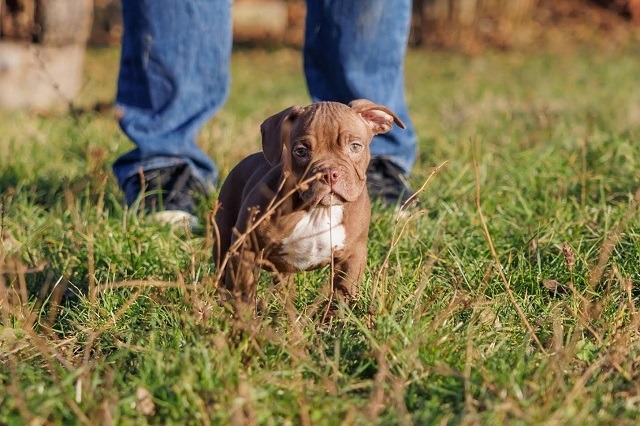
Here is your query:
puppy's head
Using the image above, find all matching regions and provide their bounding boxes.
[261,99,405,206]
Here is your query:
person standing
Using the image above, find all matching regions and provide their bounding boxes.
[113,0,418,225]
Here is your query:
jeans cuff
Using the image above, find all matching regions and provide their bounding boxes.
[114,157,216,206]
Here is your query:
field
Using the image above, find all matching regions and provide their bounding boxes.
[1,44,640,424]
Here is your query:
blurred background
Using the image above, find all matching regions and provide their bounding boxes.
[1,0,639,111]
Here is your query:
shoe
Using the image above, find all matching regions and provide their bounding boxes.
[125,164,204,228]
[366,157,419,208]
[153,210,199,230]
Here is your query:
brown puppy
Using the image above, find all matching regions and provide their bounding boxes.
[215,99,405,308]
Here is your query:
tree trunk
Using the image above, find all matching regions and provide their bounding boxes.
[1,0,36,40]
[0,0,92,110]
[34,0,93,45]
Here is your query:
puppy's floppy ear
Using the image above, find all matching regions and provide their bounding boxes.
[260,105,304,166]
[349,99,406,135]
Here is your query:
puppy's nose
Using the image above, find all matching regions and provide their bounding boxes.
[321,168,340,186]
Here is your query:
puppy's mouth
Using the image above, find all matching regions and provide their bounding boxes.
[319,190,346,206]
[299,185,347,207]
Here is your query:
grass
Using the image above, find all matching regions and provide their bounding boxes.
[1,43,640,424]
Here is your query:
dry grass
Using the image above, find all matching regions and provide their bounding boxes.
[1,45,640,423]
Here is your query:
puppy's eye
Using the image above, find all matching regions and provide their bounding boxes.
[349,142,364,153]
[293,146,308,158]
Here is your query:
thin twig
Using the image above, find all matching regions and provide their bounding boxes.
[370,161,447,315]
[322,192,336,323]
[104,280,185,290]
[472,147,547,355]
[214,173,321,285]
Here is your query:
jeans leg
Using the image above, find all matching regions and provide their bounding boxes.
[113,0,232,204]
[304,0,417,175]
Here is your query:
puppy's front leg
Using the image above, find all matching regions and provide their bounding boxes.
[332,241,367,302]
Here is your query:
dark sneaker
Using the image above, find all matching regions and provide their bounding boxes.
[125,164,204,228]
[366,157,418,208]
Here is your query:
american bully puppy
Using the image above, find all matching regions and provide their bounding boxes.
[215,99,405,308]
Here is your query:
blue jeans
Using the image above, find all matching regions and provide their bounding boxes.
[113,0,417,204]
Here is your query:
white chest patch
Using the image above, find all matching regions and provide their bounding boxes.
[280,205,346,270]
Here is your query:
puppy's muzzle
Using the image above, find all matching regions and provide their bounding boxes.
[318,167,341,188]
